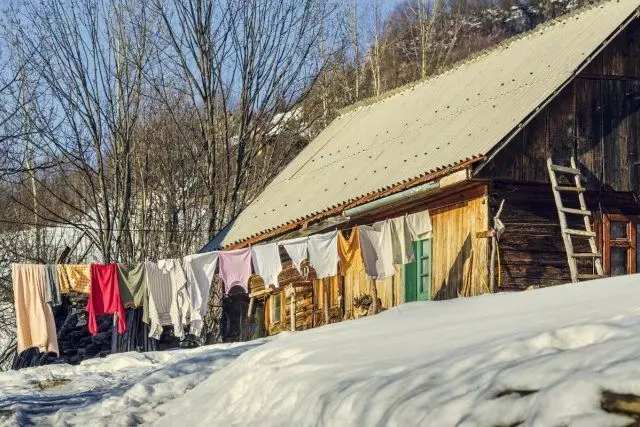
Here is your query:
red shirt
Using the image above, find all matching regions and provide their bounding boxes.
[87,263,126,335]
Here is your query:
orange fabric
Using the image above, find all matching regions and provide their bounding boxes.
[57,264,91,294]
[338,229,365,275]
[12,264,59,355]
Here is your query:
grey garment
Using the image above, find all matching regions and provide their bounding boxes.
[359,221,396,280]
[44,264,62,307]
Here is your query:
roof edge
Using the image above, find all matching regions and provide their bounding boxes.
[224,156,484,249]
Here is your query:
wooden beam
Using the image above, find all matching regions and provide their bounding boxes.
[289,285,296,332]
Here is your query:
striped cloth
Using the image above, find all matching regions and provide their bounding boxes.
[145,260,189,339]
[57,264,91,294]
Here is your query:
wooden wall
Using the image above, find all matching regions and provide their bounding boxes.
[482,18,640,192]
[490,180,640,290]
[430,196,490,299]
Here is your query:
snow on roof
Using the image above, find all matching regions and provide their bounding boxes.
[2,275,640,424]
[220,0,640,247]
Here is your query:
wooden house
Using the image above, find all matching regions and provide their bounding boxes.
[206,0,640,339]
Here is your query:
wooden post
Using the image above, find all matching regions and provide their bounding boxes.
[489,199,505,293]
[369,279,378,315]
[323,278,330,325]
[245,297,255,341]
[289,285,296,331]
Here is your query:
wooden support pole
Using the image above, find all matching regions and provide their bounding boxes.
[323,278,330,325]
[490,199,505,293]
[289,285,296,332]
[246,297,255,341]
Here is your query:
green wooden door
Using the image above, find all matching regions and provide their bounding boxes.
[403,239,432,302]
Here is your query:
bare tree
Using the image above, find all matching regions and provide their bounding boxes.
[152,0,329,240]
[7,0,152,263]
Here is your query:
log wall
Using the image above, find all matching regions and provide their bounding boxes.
[482,19,640,193]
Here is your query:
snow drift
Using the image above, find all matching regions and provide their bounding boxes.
[2,275,640,426]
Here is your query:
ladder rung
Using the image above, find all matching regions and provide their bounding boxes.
[550,164,582,175]
[571,252,601,258]
[559,207,592,216]
[554,186,586,193]
[564,229,596,237]
[576,274,606,280]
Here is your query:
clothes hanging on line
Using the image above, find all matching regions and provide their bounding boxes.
[57,264,91,294]
[406,211,432,240]
[308,230,339,279]
[390,216,415,264]
[44,264,62,307]
[87,263,126,336]
[117,263,147,311]
[12,264,59,355]
[359,221,396,280]
[279,236,308,274]
[218,247,253,294]
[183,251,219,337]
[145,260,188,339]
[338,228,365,275]
[251,243,282,288]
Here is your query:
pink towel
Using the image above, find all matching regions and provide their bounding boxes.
[218,247,252,294]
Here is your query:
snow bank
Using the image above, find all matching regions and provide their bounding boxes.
[3,275,640,426]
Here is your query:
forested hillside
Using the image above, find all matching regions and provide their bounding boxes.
[0,0,587,368]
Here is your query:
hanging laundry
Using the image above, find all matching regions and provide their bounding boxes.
[406,210,433,240]
[338,228,365,275]
[12,264,59,355]
[87,264,126,336]
[117,263,148,322]
[183,251,218,337]
[390,216,415,264]
[57,264,91,294]
[218,247,252,294]
[279,236,308,274]
[359,221,395,279]
[308,230,339,279]
[44,264,62,307]
[251,243,282,288]
[145,260,188,340]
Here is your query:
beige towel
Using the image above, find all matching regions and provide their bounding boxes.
[12,264,59,355]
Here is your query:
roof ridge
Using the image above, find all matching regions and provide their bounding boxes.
[337,0,620,117]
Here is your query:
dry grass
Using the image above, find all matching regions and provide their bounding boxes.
[36,377,71,389]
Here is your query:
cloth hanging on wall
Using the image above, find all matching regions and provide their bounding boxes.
[44,264,62,307]
[145,260,188,339]
[390,216,415,264]
[308,230,339,279]
[251,243,283,288]
[338,228,365,275]
[183,251,219,337]
[12,264,59,355]
[218,247,253,294]
[406,211,433,240]
[359,221,395,279]
[278,236,308,274]
[57,264,91,294]
[87,264,126,336]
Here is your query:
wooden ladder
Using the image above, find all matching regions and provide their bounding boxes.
[547,156,604,283]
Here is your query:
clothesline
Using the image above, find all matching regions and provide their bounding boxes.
[10,210,432,360]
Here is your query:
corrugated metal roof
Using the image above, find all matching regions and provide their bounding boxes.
[221,0,640,247]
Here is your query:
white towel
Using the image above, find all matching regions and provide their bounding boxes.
[251,243,283,288]
[279,236,309,274]
[359,221,396,279]
[390,216,415,264]
[308,230,339,279]
[407,211,433,240]
[182,251,219,336]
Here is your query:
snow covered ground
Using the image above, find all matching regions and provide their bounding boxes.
[3,275,640,426]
